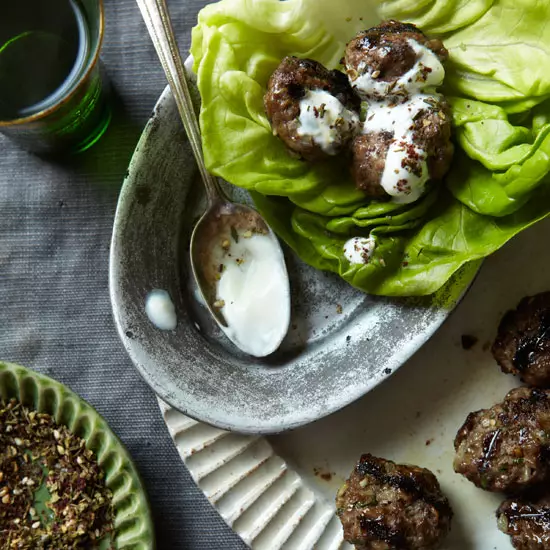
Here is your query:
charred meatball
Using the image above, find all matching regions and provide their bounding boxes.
[264,56,360,161]
[336,454,452,550]
[454,387,550,493]
[351,97,453,198]
[344,20,448,100]
[492,292,550,387]
[497,495,550,549]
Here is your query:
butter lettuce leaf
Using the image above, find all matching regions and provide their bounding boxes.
[253,187,550,295]
[447,98,550,216]
[378,0,494,34]
[192,0,550,296]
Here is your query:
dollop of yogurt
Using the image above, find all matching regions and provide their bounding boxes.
[343,236,376,265]
[215,232,290,357]
[352,39,445,100]
[363,94,439,203]
[145,289,177,330]
[297,89,359,154]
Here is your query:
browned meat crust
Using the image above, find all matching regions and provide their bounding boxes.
[492,292,550,387]
[336,454,452,549]
[264,56,360,161]
[497,495,550,549]
[454,387,550,493]
[344,20,448,95]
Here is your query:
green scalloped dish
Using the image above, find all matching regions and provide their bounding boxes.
[0,361,155,549]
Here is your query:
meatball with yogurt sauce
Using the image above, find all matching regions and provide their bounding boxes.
[344,20,448,100]
[336,454,453,550]
[351,96,453,199]
[345,21,453,203]
[264,56,360,161]
[453,387,550,494]
[492,292,550,388]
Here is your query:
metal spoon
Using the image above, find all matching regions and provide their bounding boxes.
[135,0,291,354]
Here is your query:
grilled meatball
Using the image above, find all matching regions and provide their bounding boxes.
[344,20,448,100]
[497,495,550,549]
[264,56,360,161]
[336,454,452,549]
[492,292,550,387]
[351,97,453,196]
[453,387,550,493]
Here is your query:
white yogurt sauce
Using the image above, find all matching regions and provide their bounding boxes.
[350,39,447,204]
[344,236,376,265]
[363,94,441,203]
[297,89,359,154]
[216,232,290,357]
[352,39,445,100]
[145,289,177,330]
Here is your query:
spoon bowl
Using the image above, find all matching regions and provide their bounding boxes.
[190,199,271,324]
[190,198,291,356]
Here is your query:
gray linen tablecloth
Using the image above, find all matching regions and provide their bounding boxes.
[0,0,247,547]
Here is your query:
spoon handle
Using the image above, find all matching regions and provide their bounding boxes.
[135,0,223,203]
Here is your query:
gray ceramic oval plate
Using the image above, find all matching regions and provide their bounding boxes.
[109,74,480,434]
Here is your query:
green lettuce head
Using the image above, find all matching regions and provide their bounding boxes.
[191,0,550,295]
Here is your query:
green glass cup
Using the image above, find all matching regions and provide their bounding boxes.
[0,0,111,154]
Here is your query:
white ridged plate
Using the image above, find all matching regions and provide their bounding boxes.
[160,215,550,550]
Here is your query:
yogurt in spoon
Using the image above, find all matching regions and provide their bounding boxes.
[213,229,291,357]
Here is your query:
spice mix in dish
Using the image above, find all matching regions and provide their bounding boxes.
[0,399,114,549]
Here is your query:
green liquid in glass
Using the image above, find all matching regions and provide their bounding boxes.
[0,0,89,120]
[0,0,110,153]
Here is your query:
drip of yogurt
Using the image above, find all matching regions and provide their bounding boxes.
[353,40,447,204]
[363,94,441,203]
[352,38,445,100]
[145,289,177,330]
[296,89,359,154]
[215,231,290,357]
[344,236,376,265]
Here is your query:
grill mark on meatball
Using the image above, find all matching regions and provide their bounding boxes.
[492,292,550,387]
[356,454,384,477]
[480,429,502,474]
[529,387,549,405]
[514,313,550,371]
[359,517,407,547]
[286,82,305,100]
[356,454,452,517]
[503,501,550,523]
[339,454,452,549]
[454,387,550,493]
[497,496,550,549]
